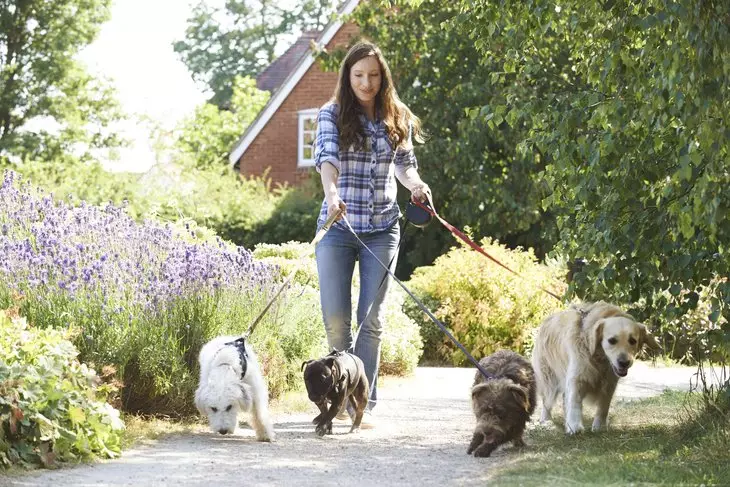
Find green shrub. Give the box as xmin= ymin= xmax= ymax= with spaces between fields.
xmin=405 ymin=237 xmax=564 ymax=365
xmin=134 ymin=166 xmax=278 ymax=241
xmin=253 ymin=241 xmax=319 ymax=288
xmin=244 ymin=177 xmax=323 ymax=247
xmin=652 ymin=276 xmax=729 ymax=364
xmin=379 ymin=286 xmax=423 ymax=376
xmin=0 ymin=310 xmax=124 ymax=468
xmin=13 ymin=160 xmax=143 ymax=212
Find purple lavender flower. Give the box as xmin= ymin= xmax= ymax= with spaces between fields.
xmin=0 ymin=169 xmax=280 ymax=319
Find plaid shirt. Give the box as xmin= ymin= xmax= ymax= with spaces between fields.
xmin=314 ymin=102 xmax=418 ymax=234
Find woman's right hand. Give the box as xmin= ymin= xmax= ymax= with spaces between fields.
xmin=326 ymin=194 xmax=346 ymax=222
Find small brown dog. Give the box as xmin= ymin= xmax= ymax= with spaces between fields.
xmin=467 ymin=350 xmax=537 ymax=457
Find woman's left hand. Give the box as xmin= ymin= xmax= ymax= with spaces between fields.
xmin=411 ymin=183 xmax=432 ymax=204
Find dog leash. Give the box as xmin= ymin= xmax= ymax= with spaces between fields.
xmin=340 ymin=215 xmax=495 ymax=381
xmin=412 ymin=197 xmax=564 ymax=301
xmin=243 ymin=207 xmax=344 ymax=338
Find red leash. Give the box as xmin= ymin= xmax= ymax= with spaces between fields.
xmin=413 ymin=198 xmax=563 ymax=301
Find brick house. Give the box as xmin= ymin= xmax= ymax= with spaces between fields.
xmin=228 ymin=0 xmax=360 ymax=186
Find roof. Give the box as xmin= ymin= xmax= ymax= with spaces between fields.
xmin=256 ymin=30 xmax=322 ymax=93
xmin=229 ymin=0 xmax=360 ymax=166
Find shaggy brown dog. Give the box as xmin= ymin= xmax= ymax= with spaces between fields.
xmin=532 ymin=301 xmax=662 ymax=434
xmin=467 ymin=350 xmax=537 ymax=457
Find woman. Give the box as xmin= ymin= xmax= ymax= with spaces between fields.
xmin=313 ymin=41 xmax=432 ymax=427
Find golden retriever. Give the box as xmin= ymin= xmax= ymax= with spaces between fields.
xmin=531 ymin=301 xmax=661 ymax=434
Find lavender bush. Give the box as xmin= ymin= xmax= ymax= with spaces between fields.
xmin=0 ymin=170 xmax=325 ymax=415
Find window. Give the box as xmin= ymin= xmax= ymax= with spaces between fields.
xmin=298 ymin=109 xmax=318 ymax=168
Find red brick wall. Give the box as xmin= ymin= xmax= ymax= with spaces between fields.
xmin=238 ymin=23 xmax=360 ymax=186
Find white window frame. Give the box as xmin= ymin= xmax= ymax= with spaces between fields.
xmin=298 ymin=108 xmax=319 ymax=168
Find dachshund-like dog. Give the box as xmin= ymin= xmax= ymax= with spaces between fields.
xmin=302 ymin=350 xmax=369 ymax=436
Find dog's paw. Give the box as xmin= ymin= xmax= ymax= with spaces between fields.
xmin=471 ymin=445 xmax=495 ymax=458
xmin=565 ymin=422 xmax=584 ymax=435
xmin=256 ymin=431 xmax=275 ymax=442
xmin=512 ymin=437 xmax=526 ymax=448
xmin=315 ymin=422 xmax=332 ymax=437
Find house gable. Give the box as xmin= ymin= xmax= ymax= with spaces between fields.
xmin=256 ymin=30 xmax=321 ymax=94
xmin=229 ymin=0 xmax=360 ymax=185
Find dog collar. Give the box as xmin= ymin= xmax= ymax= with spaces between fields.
xmin=225 ymin=337 xmax=249 ymax=379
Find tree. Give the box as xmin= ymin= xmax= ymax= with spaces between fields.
xmin=175 ymin=76 xmax=270 ymax=170
xmin=317 ymin=0 xmax=559 ymax=276
xmin=174 ymin=0 xmax=339 ymax=108
xmin=450 ymin=0 xmax=729 ymax=339
xmin=0 ymin=0 xmax=125 ymax=165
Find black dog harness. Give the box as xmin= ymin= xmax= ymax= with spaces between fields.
xmin=327 ymin=349 xmax=365 ymax=391
xmin=224 ymin=337 xmax=248 ymax=380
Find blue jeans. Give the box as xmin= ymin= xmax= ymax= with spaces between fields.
xmin=315 ymin=221 xmax=400 ymax=411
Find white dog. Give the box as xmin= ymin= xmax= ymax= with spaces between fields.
xmin=194 ymin=335 xmax=275 ymax=441
xmin=532 ymin=301 xmax=661 ymax=435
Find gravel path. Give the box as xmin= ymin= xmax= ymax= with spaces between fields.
xmin=3 ymin=362 xmax=704 ymax=487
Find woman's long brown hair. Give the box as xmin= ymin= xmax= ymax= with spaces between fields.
xmin=332 ymin=41 xmax=423 ymax=152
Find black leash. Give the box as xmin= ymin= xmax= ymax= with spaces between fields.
xmin=341 ymin=216 xmax=494 ymax=381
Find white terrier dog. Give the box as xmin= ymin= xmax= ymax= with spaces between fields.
xmin=194 ymin=335 xmax=275 ymax=441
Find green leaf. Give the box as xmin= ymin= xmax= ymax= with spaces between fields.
xmin=68 ymin=406 xmax=86 ymax=425
xmin=708 ymin=309 xmax=721 ymax=324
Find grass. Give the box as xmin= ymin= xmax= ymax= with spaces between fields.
xmin=489 ymin=390 xmax=730 ymax=486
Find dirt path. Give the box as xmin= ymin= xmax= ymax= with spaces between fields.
xmin=3 ymin=362 xmax=703 ymax=487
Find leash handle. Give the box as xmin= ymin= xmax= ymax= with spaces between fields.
xmin=312 ymin=206 xmax=343 ymax=246
xmin=413 ymin=199 xmax=563 ymax=301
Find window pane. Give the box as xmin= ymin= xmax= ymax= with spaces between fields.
xmin=303 ymin=147 xmax=312 ymax=159
xmin=304 ymin=117 xmax=316 ymax=131
xmin=304 ymin=132 xmax=314 ymax=145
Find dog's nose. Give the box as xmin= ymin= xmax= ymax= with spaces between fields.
xmin=617 ymin=358 xmax=631 ymax=369
xmin=218 ymin=428 xmax=230 ymax=435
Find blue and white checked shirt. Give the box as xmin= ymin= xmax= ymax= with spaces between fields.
xmin=314 ymin=102 xmax=418 ymax=234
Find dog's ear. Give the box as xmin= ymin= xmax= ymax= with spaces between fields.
xmin=327 ymin=357 xmax=346 ymax=390
xmin=587 ymin=318 xmax=605 ymax=355
xmin=325 ymin=356 xmax=338 ymax=377
xmin=471 ymin=383 xmax=490 ymax=400
xmin=238 ymin=382 xmax=252 ymax=407
xmin=508 ymin=384 xmax=531 ymax=412
xmin=638 ymin=323 xmax=663 ymax=352
xmin=194 ymin=386 xmax=205 ymax=416
xmin=301 ymin=360 xmax=314 ymax=372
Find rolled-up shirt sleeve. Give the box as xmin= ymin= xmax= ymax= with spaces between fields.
xmin=314 ymin=103 xmax=341 ymax=173
xmin=394 ymin=124 xmax=418 ymax=170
